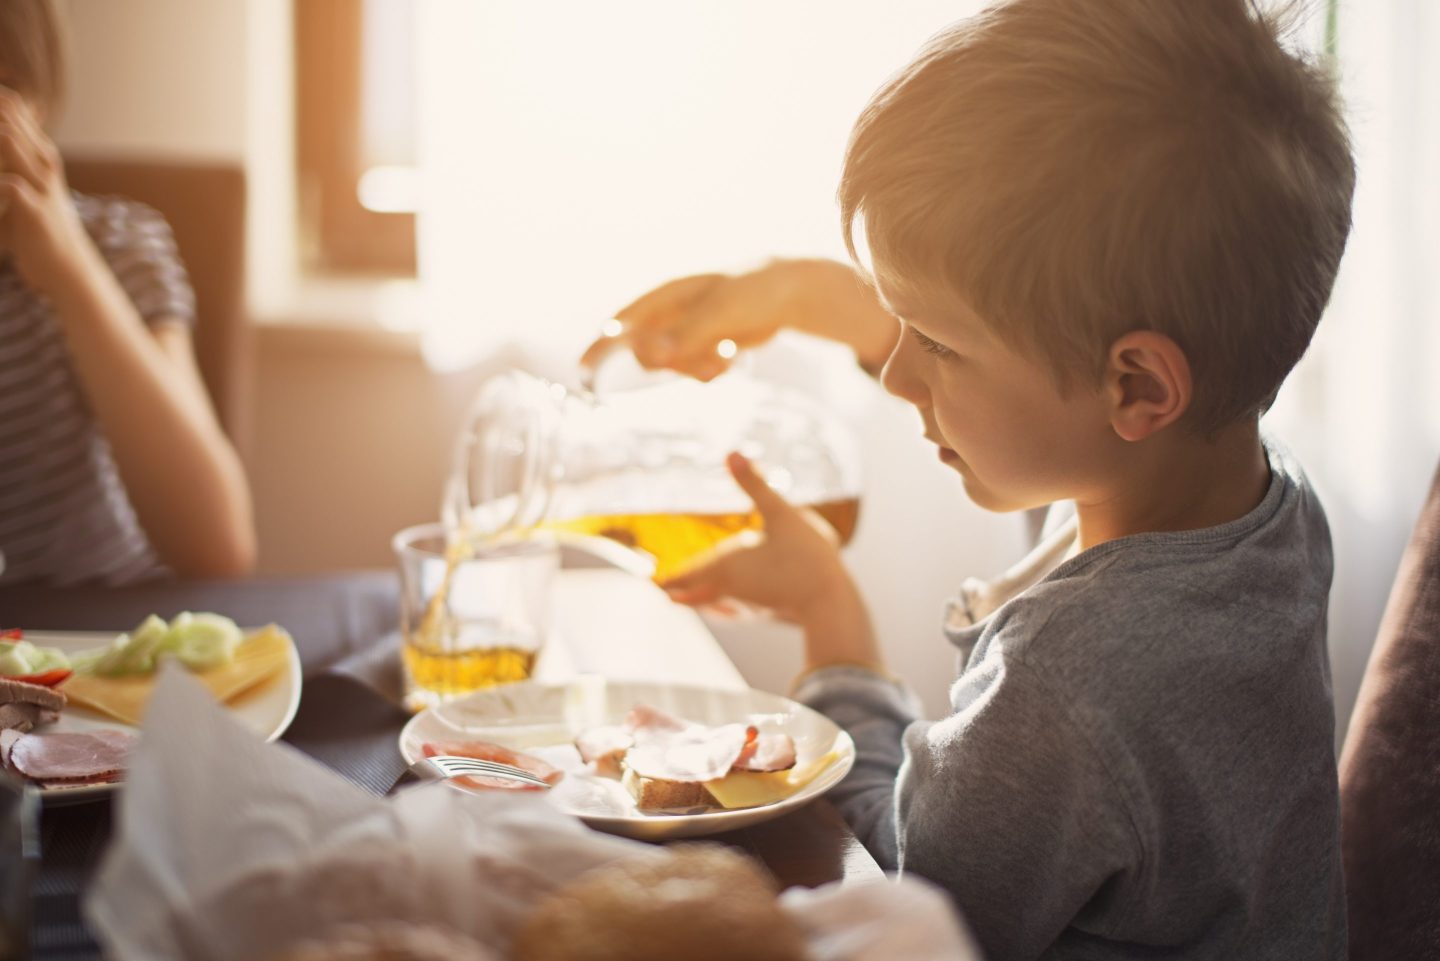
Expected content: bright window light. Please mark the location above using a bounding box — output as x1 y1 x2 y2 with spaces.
412 0 975 371
358 165 420 214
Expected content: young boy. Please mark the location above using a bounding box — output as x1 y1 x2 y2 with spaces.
593 0 1355 958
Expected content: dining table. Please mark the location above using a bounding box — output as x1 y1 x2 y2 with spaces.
1 563 882 961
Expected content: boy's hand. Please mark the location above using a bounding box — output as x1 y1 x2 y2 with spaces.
582 268 790 383
660 452 844 621
661 453 883 673
0 89 100 298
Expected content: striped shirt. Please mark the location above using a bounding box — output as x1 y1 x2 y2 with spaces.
0 193 195 586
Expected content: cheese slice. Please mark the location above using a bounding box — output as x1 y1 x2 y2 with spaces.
60 624 294 727
704 751 841 810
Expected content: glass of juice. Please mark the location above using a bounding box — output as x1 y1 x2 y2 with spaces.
393 522 558 712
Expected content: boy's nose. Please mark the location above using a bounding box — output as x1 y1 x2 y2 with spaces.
880 337 928 408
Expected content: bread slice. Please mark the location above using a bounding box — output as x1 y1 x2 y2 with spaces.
622 768 715 812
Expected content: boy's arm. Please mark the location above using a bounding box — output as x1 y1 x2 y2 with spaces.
792 665 921 869
581 258 899 381
802 657 1140 960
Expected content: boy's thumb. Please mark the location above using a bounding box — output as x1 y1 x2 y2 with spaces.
727 452 790 521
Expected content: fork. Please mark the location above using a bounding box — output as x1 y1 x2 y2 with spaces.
409 755 554 790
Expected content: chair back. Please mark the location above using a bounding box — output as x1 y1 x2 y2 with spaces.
63 157 250 448
1338 460 1440 959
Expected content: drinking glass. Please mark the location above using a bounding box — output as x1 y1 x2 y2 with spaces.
393 522 558 712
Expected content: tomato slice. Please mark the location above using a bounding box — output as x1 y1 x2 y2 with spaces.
1 628 21 640
3 668 73 688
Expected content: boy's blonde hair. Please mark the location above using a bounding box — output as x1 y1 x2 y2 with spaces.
840 0 1354 432
0 0 66 119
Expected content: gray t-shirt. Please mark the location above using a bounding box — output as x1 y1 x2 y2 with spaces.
796 440 1344 960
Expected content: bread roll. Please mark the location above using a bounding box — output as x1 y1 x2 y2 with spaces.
268 921 501 961
510 844 810 961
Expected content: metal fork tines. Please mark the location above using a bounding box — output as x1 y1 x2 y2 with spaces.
411 755 553 790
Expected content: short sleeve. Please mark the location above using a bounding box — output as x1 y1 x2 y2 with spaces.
78 194 197 328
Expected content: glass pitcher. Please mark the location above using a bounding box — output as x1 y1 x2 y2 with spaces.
443 366 861 582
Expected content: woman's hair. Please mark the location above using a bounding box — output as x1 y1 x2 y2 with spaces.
840 0 1355 433
0 0 66 119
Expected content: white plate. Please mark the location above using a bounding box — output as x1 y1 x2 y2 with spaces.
18 630 303 806
399 678 855 840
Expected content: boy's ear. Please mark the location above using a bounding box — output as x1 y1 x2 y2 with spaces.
1103 331 1192 442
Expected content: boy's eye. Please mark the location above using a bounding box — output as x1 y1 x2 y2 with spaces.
910 327 954 358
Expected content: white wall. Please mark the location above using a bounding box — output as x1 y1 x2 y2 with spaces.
52 0 248 161
53 0 296 314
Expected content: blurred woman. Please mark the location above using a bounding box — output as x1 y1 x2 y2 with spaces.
0 0 255 584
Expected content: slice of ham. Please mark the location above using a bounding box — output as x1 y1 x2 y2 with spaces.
422 740 564 793
0 702 61 733
574 706 703 773
4 729 135 784
573 724 634 776
577 703 800 782
623 721 758 783
623 704 689 735
732 731 798 773
0 677 67 711
0 729 20 768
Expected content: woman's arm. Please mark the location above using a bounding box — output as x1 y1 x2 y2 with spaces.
50 267 257 577
769 258 900 374
582 257 900 380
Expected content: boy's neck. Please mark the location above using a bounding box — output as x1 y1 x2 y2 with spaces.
1074 420 1271 552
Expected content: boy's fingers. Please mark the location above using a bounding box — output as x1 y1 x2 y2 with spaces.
660 572 724 607
726 452 793 522
663 585 718 607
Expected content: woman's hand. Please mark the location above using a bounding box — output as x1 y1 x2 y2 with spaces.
0 89 99 297
661 452 883 673
582 269 789 382
581 259 900 382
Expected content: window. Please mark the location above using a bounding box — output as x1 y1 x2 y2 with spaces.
294 0 417 276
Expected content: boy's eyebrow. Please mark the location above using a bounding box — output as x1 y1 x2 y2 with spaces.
874 280 983 345
897 306 975 349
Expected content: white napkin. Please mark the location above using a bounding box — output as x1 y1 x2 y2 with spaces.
86 666 981 961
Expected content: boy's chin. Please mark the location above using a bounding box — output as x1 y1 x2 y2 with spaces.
954 470 1042 515
941 451 1048 513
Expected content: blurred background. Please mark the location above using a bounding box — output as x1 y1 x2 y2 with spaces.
48 0 1437 740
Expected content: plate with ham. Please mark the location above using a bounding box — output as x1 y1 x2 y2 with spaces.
4 629 302 805
398 679 855 839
